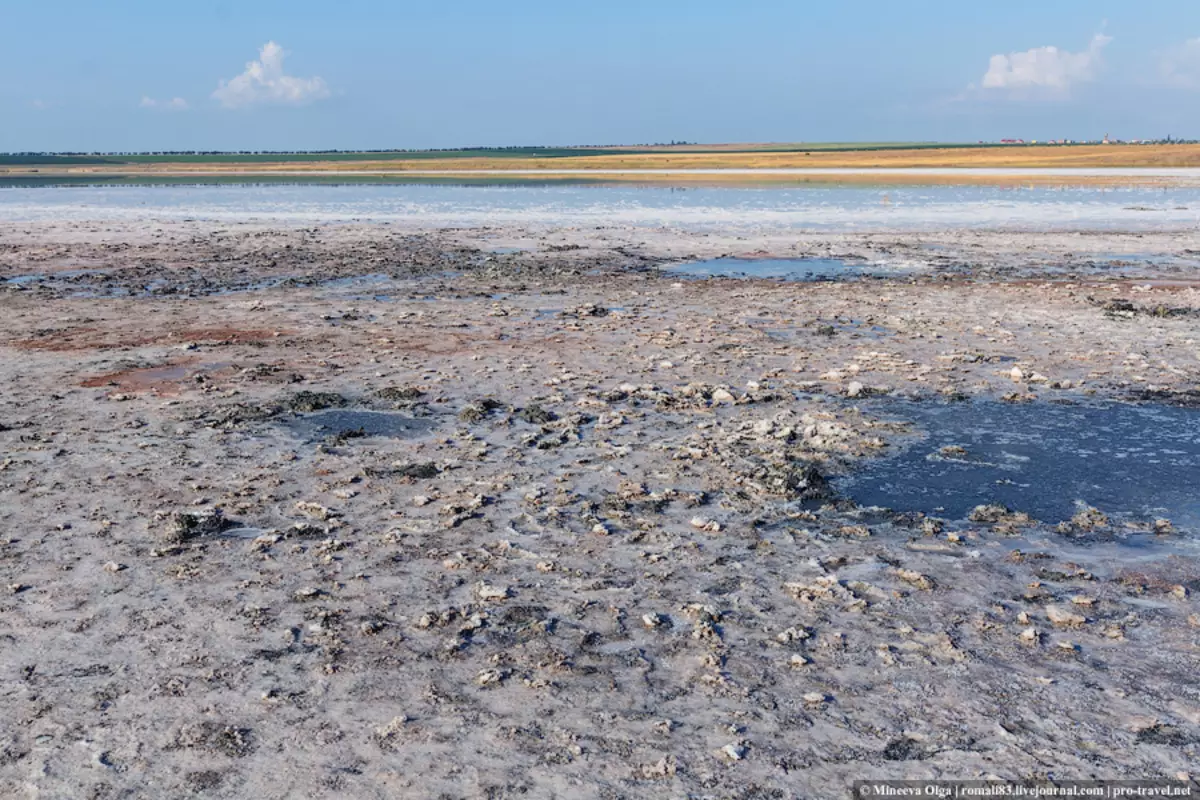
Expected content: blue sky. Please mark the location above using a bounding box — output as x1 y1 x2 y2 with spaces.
3 0 1200 151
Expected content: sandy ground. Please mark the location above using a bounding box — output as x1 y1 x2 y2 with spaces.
1 221 1199 798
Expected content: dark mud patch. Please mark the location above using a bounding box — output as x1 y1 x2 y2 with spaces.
839 400 1200 530
282 409 439 442
665 258 900 281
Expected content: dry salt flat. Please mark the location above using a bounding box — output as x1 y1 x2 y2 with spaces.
0 183 1198 797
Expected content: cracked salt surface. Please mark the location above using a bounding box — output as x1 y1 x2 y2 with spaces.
839 400 1200 530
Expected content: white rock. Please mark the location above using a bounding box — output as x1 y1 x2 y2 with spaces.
475 583 511 602
719 743 746 762
1046 605 1086 627
711 388 737 405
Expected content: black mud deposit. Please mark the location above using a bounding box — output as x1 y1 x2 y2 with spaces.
282 409 438 442
666 257 894 281
839 400 1200 529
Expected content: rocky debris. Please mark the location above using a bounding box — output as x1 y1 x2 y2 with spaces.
1092 296 1200 320
896 569 935 591
171 722 256 758
968 504 1034 531
199 401 281 428
292 587 325 601
287 391 348 412
476 668 509 687
374 716 411 749
1135 724 1193 746
1057 505 1110 534
1130 388 1200 408
163 509 233 543
718 743 747 762
562 303 609 318
642 613 669 629
1046 605 1087 628
518 404 557 424
366 461 441 480
743 461 829 501
459 397 504 423
637 756 678 779
375 386 425 404
882 737 928 762
475 583 511 603
293 501 338 521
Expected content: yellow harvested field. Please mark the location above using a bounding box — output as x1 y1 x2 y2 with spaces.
7 144 1200 185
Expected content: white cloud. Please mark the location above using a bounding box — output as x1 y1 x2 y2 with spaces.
1160 38 1200 88
981 33 1112 91
212 41 330 109
140 96 190 110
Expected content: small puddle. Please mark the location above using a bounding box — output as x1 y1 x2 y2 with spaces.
667 258 894 281
839 400 1200 530
282 409 439 442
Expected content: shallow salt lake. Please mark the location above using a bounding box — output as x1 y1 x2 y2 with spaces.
3 182 1200 231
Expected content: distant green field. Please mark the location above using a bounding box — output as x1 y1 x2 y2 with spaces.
0 148 629 166
0 142 1017 167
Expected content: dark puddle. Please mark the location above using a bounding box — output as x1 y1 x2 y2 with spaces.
282 409 438 442
839 400 1200 530
667 258 897 281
